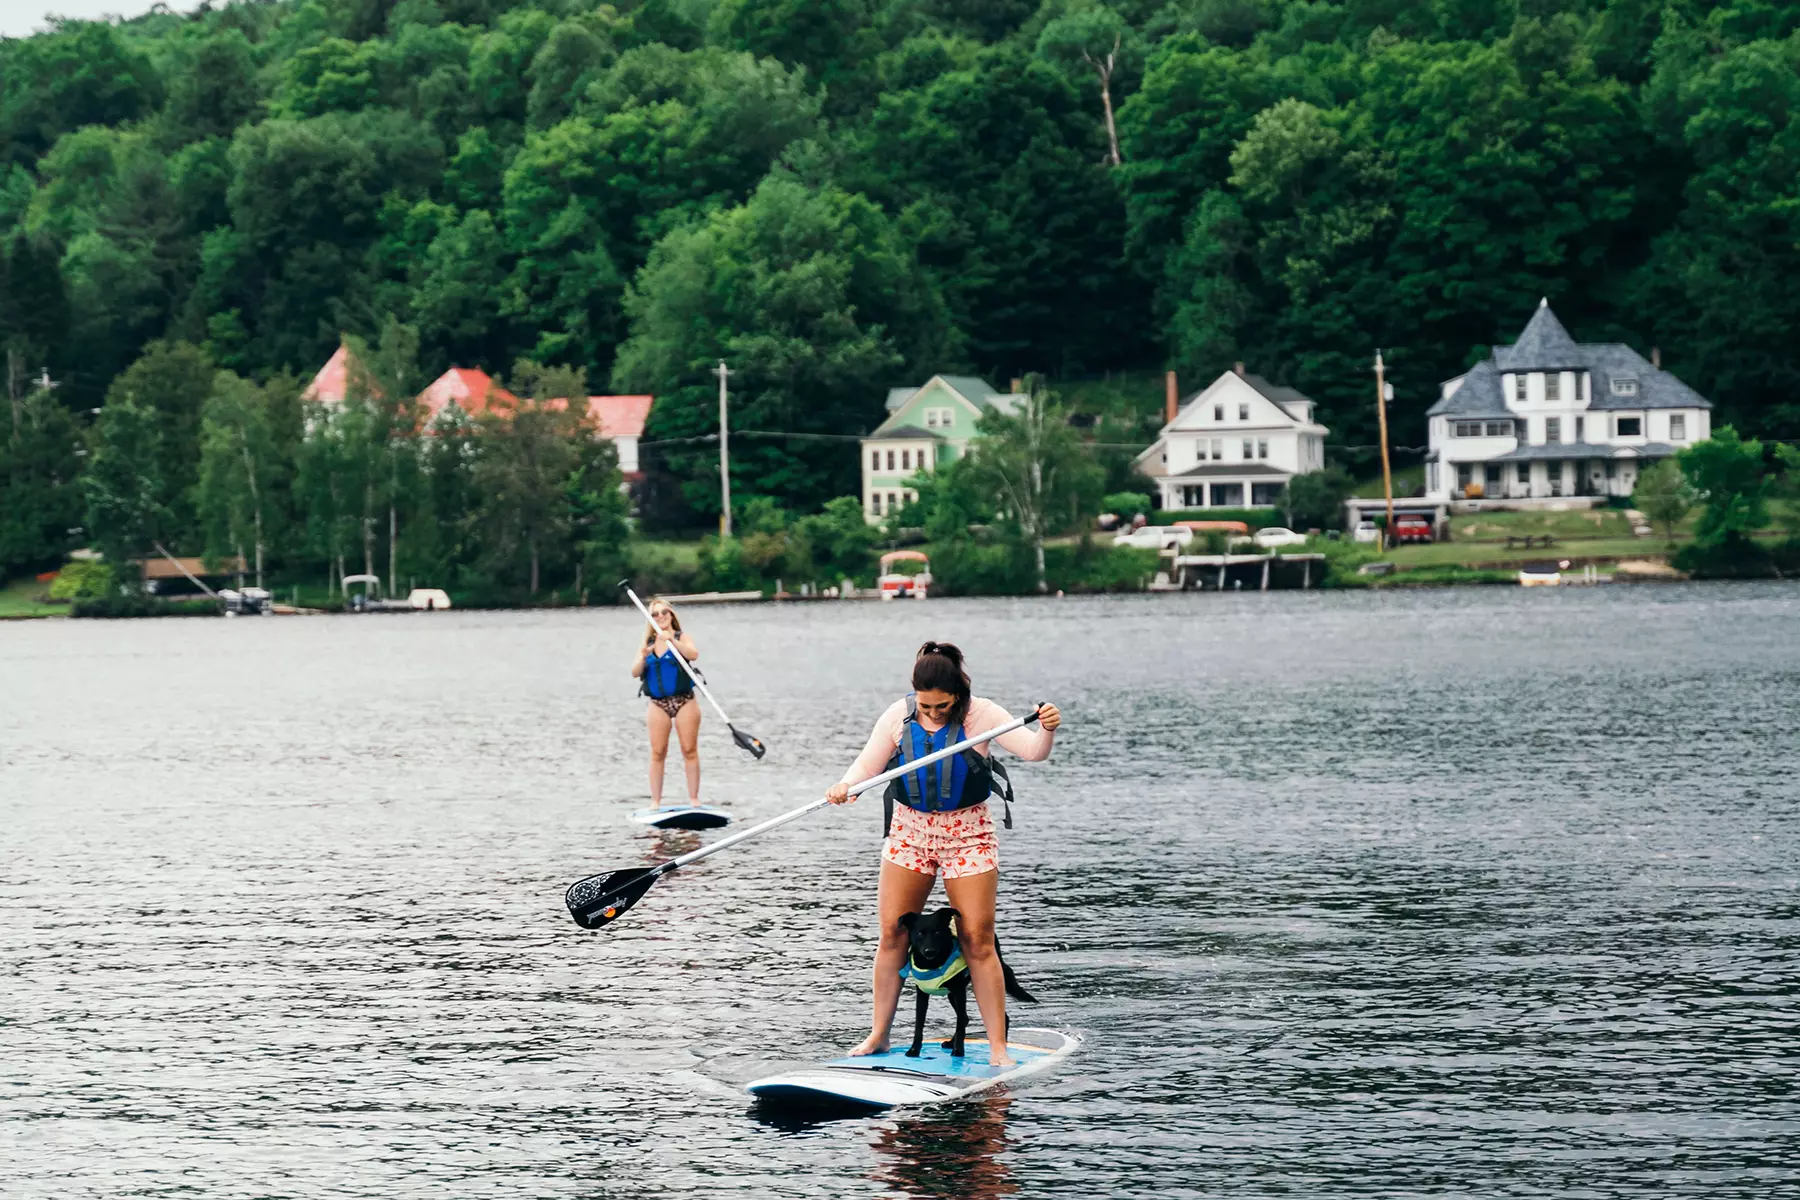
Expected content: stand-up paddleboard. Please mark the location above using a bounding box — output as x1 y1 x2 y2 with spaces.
746 1027 1078 1112
628 804 733 831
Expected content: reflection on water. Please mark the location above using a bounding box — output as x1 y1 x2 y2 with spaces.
4 583 1799 1197
870 1095 1016 1200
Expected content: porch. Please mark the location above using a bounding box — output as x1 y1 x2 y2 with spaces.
1159 463 1291 510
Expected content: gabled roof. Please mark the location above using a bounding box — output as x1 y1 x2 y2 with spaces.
418 367 517 420
1434 303 1714 415
586 394 652 439
1493 300 1585 371
1168 370 1323 429
871 374 1015 436
302 344 357 404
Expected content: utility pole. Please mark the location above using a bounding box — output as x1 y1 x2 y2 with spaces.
1375 350 1394 549
713 360 733 538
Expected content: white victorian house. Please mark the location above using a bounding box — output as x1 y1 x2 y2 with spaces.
860 375 1020 521
1426 301 1712 502
1136 367 1329 510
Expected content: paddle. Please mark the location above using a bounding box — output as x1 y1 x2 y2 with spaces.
565 707 1043 930
622 582 768 759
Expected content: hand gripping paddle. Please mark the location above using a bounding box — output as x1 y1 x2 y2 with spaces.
564 707 1044 930
622 581 766 758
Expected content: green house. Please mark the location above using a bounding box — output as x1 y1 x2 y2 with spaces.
860 375 1019 522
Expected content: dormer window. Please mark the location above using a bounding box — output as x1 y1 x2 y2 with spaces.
1213 405 1224 421
1546 374 1561 403
1611 378 1638 397
1238 404 1249 421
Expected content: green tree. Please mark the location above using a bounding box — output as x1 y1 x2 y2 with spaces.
83 398 169 581
102 341 217 543
1678 427 1769 545
0 387 84 577
1631 458 1695 545
198 371 285 587
963 378 1103 593
1036 4 1134 166
613 175 956 516
473 360 590 595
1280 467 1353 530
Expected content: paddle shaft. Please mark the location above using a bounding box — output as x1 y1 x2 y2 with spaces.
658 709 1040 875
623 584 740 729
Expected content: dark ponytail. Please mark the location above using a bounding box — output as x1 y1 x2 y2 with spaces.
912 641 972 726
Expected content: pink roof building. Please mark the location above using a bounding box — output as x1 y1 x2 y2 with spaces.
584 394 653 476
416 367 518 421
301 344 355 404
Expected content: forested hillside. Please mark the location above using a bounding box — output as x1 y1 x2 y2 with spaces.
1 0 1797 570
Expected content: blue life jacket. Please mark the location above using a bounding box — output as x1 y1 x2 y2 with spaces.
882 694 1013 836
641 646 695 699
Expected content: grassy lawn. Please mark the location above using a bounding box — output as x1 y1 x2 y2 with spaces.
1447 507 1646 540
0 575 65 618
1352 464 1426 498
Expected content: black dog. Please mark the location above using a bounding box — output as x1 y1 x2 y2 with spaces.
898 907 1036 1058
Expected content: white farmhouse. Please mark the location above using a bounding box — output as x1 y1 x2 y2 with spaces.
1426 301 1712 502
1136 366 1329 510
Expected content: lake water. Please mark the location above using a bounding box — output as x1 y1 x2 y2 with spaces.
3 585 1798 1198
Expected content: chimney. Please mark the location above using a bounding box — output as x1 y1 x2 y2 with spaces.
1164 370 1178 424
1009 377 1022 394
1651 346 1661 369
1234 361 1245 377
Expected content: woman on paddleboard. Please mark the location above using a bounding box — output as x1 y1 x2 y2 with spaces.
632 598 701 806
826 641 1061 1067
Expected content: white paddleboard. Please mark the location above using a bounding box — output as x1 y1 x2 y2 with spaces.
628 804 733 831
745 1027 1078 1112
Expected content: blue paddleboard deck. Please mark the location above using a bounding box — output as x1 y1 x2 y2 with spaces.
746 1027 1078 1111
628 805 732 831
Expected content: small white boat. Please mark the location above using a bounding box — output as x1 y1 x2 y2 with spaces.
1519 563 1562 587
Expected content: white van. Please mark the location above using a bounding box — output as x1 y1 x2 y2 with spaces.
1112 525 1195 550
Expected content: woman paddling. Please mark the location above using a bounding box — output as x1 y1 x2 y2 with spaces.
633 598 701 807
826 642 1061 1067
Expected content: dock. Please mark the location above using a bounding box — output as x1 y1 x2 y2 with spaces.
1164 552 1327 591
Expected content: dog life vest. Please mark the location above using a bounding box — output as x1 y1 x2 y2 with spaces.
902 947 969 996
882 694 1014 836
640 645 695 699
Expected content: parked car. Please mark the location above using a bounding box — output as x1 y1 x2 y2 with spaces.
1112 525 1194 550
1353 522 1380 544
1252 526 1309 549
1392 515 1434 544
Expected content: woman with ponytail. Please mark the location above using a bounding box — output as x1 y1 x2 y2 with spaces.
826 641 1062 1067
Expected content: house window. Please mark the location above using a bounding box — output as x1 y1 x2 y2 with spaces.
901 449 910 470
1671 414 1686 440
870 450 880 470
1241 439 1254 459
885 450 895 471
1546 374 1561 403
1182 485 1204 507
1211 439 1223 460
924 409 938 428
1211 482 1244 506
1575 416 1584 441
1485 464 1501 490
1611 378 1638 396
1516 463 1529 485
1546 417 1561 443
1617 416 1642 437
889 491 900 511
1547 462 1562 494
1251 482 1283 505
1514 374 1527 403
1484 421 1512 437
1454 421 1483 437
1457 463 1473 489
1256 439 1269 460
1213 405 1224 421
1238 404 1249 421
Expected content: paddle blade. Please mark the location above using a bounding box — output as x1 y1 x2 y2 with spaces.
565 867 660 930
730 724 767 759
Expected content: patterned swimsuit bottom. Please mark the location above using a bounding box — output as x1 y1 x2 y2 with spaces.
883 802 999 879
649 694 693 718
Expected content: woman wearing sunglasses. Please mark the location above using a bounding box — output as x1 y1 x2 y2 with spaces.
826 641 1061 1067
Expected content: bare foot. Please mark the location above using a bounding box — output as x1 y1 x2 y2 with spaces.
990 1054 1016 1068
848 1032 890 1057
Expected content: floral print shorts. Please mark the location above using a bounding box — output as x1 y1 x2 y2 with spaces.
883 802 999 879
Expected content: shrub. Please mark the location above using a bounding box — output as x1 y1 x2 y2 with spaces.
48 560 114 601
1673 532 1775 578
1101 491 1153 519
70 595 218 618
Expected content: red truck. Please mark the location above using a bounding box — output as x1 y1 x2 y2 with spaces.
1392 515 1435 544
